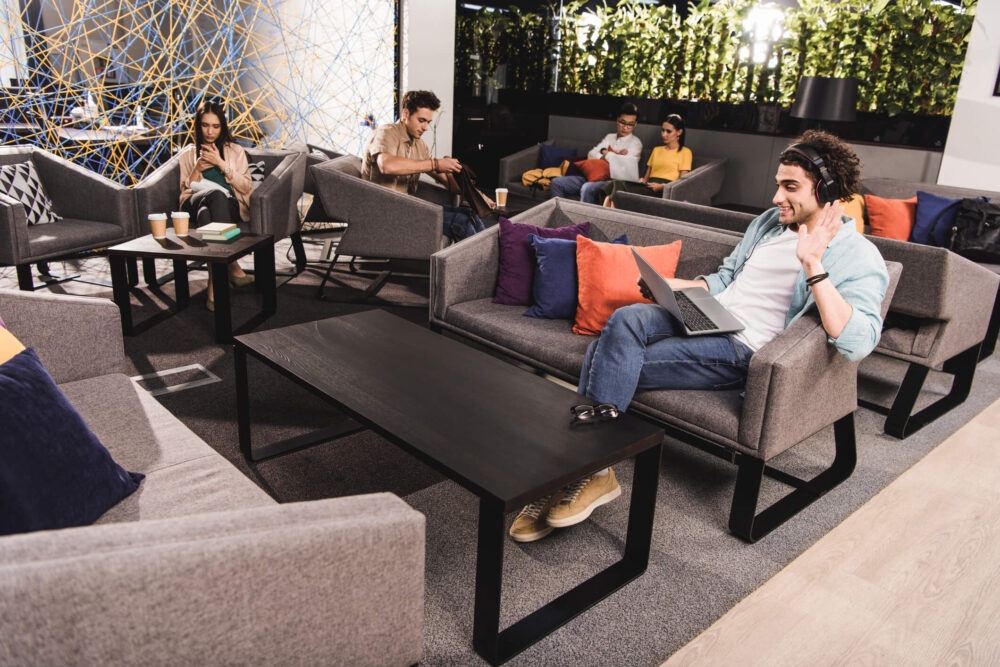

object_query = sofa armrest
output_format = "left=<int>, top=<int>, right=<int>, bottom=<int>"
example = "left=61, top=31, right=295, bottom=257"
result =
left=0, top=195, right=30, bottom=264
left=32, top=151, right=136, bottom=234
left=498, top=144, right=542, bottom=187
left=740, top=313, right=858, bottom=460
left=0, top=289, right=125, bottom=383
left=134, top=151, right=184, bottom=224
left=430, top=225, right=501, bottom=322
left=0, top=493, right=425, bottom=666
left=659, top=158, right=727, bottom=206
left=248, top=152, right=302, bottom=241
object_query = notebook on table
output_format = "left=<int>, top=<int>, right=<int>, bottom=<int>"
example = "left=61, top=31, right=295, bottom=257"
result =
left=631, top=248, right=744, bottom=336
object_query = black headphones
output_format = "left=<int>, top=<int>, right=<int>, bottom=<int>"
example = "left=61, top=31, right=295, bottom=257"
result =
left=781, top=143, right=841, bottom=204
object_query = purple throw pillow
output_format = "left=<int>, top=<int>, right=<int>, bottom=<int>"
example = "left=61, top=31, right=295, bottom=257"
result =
left=493, top=217, right=591, bottom=306
left=524, top=233, right=627, bottom=320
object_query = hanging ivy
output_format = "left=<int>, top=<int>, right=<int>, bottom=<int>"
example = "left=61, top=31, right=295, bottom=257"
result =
left=455, top=0, right=977, bottom=116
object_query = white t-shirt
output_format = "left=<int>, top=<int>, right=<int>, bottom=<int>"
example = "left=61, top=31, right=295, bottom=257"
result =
left=587, top=132, right=642, bottom=180
left=715, top=228, right=801, bottom=352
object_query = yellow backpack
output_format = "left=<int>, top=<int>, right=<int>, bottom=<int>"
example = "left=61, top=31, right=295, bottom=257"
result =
left=521, top=162, right=571, bottom=190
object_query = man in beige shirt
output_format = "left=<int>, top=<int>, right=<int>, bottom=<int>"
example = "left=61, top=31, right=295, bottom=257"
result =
left=362, top=90, right=462, bottom=195
left=362, top=90, right=491, bottom=241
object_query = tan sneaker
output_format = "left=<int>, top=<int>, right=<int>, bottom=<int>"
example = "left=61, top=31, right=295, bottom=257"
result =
left=546, top=470, right=621, bottom=528
left=509, top=491, right=564, bottom=542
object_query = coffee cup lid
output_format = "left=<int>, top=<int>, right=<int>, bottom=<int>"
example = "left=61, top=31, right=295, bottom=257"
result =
left=148, top=212, right=167, bottom=219
left=171, top=211, right=190, bottom=217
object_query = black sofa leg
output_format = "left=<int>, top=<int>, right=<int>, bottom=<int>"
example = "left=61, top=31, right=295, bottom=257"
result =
left=876, top=344, right=980, bottom=439
left=728, top=413, right=857, bottom=543
left=16, top=264, right=33, bottom=290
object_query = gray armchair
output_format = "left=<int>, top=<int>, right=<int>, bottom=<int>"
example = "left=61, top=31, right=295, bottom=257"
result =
left=132, top=146, right=306, bottom=282
left=0, top=146, right=136, bottom=290
left=310, top=154, right=452, bottom=299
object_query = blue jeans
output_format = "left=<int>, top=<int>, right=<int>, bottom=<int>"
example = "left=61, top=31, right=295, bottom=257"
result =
left=549, top=175, right=608, bottom=204
left=577, top=303, right=754, bottom=411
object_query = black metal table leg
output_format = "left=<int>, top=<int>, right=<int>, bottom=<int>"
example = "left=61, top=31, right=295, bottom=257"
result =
left=126, top=258, right=139, bottom=286
left=255, top=241, right=277, bottom=315
left=472, top=443, right=662, bottom=665
left=212, top=262, right=233, bottom=343
left=142, top=257, right=157, bottom=286
left=109, top=254, right=134, bottom=335
left=235, top=344, right=252, bottom=461
left=174, top=258, right=189, bottom=308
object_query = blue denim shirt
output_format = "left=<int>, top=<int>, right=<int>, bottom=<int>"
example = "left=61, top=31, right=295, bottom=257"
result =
left=698, top=207, right=889, bottom=362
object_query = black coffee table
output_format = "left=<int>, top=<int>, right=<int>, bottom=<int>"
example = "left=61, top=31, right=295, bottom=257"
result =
left=108, top=231, right=276, bottom=343
left=233, top=309, right=663, bottom=665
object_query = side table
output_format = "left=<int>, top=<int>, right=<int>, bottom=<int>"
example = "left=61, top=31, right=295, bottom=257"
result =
left=107, top=231, right=276, bottom=343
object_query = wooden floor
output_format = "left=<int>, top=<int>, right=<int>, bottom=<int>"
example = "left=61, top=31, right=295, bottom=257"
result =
left=665, top=397, right=1000, bottom=667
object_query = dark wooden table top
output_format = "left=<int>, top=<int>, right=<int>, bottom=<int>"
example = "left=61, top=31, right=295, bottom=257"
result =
left=108, top=231, right=272, bottom=262
left=236, top=309, right=663, bottom=510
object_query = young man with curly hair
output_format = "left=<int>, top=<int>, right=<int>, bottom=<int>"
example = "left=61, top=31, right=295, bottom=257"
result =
left=510, top=130, right=891, bottom=543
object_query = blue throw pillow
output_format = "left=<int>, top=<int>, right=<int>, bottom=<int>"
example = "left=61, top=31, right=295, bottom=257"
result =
left=524, top=233, right=628, bottom=319
left=539, top=144, right=578, bottom=169
left=0, top=348, right=144, bottom=535
left=913, top=191, right=962, bottom=246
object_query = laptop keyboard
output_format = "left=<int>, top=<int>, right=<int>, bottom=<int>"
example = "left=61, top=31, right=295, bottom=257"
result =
left=675, top=291, right=717, bottom=332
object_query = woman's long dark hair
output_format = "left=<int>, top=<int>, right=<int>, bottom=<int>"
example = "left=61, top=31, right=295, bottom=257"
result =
left=193, top=100, right=235, bottom=159
left=664, top=113, right=686, bottom=150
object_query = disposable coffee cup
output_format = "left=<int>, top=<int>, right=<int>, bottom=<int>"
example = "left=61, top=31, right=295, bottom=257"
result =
left=495, top=188, right=508, bottom=208
left=148, top=213, right=167, bottom=239
left=171, top=211, right=190, bottom=236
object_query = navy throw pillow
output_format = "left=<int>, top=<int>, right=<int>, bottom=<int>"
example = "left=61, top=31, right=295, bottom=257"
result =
left=539, top=144, right=578, bottom=169
left=524, top=233, right=628, bottom=319
left=0, top=348, right=144, bottom=535
left=913, top=191, right=962, bottom=246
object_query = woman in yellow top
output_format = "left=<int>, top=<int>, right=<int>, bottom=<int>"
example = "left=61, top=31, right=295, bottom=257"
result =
left=179, top=100, right=255, bottom=310
left=601, top=114, right=692, bottom=207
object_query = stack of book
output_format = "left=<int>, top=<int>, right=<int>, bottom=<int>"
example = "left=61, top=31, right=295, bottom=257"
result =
left=197, top=222, right=241, bottom=242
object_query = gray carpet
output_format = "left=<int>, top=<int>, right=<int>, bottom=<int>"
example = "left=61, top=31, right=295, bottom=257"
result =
left=10, top=244, right=1000, bottom=666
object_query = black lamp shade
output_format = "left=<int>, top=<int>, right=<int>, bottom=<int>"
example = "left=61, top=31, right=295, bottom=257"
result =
left=789, top=76, right=858, bottom=123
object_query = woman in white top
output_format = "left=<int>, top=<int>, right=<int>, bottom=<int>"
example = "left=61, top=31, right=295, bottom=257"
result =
left=179, top=100, right=254, bottom=310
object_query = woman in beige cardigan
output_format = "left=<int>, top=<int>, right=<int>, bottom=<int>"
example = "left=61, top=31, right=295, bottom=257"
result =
left=179, top=100, right=255, bottom=310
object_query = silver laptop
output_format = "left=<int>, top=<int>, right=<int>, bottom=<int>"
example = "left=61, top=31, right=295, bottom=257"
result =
left=631, top=248, right=744, bottom=336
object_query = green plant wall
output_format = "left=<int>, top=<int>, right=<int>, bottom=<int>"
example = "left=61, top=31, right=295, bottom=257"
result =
left=456, top=0, right=977, bottom=116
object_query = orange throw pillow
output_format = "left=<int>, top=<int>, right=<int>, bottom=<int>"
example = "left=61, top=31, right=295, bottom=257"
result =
left=574, top=159, right=611, bottom=183
left=574, top=235, right=682, bottom=335
left=0, top=325, right=26, bottom=365
left=841, top=193, right=865, bottom=233
left=865, top=194, right=917, bottom=241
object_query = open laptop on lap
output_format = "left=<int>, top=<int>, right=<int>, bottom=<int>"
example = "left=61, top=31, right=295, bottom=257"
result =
left=631, top=248, right=744, bottom=336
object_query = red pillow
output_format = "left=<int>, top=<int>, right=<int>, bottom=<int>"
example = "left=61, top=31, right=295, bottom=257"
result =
left=865, top=194, right=917, bottom=241
left=574, top=159, right=611, bottom=183
left=574, top=235, right=682, bottom=335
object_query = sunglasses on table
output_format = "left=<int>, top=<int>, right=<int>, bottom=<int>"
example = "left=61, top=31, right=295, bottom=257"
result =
left=571, top=403, right=620, bottom=424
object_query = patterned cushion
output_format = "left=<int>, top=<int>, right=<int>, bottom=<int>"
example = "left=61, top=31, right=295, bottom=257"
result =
left=248, top=160, right=267, bottom=188
left=0, top=161, right=60, bottom=226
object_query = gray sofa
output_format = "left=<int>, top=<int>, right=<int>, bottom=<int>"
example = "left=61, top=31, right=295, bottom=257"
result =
left=0, top=288, right=425, bottom=665
left=861, top=177, right=1000, bottom=360
left=430, top=199, right=899, bottom=541
left=608, top=196, right=1000, bottom=438
left=497, top=138, right=728, bottom=207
